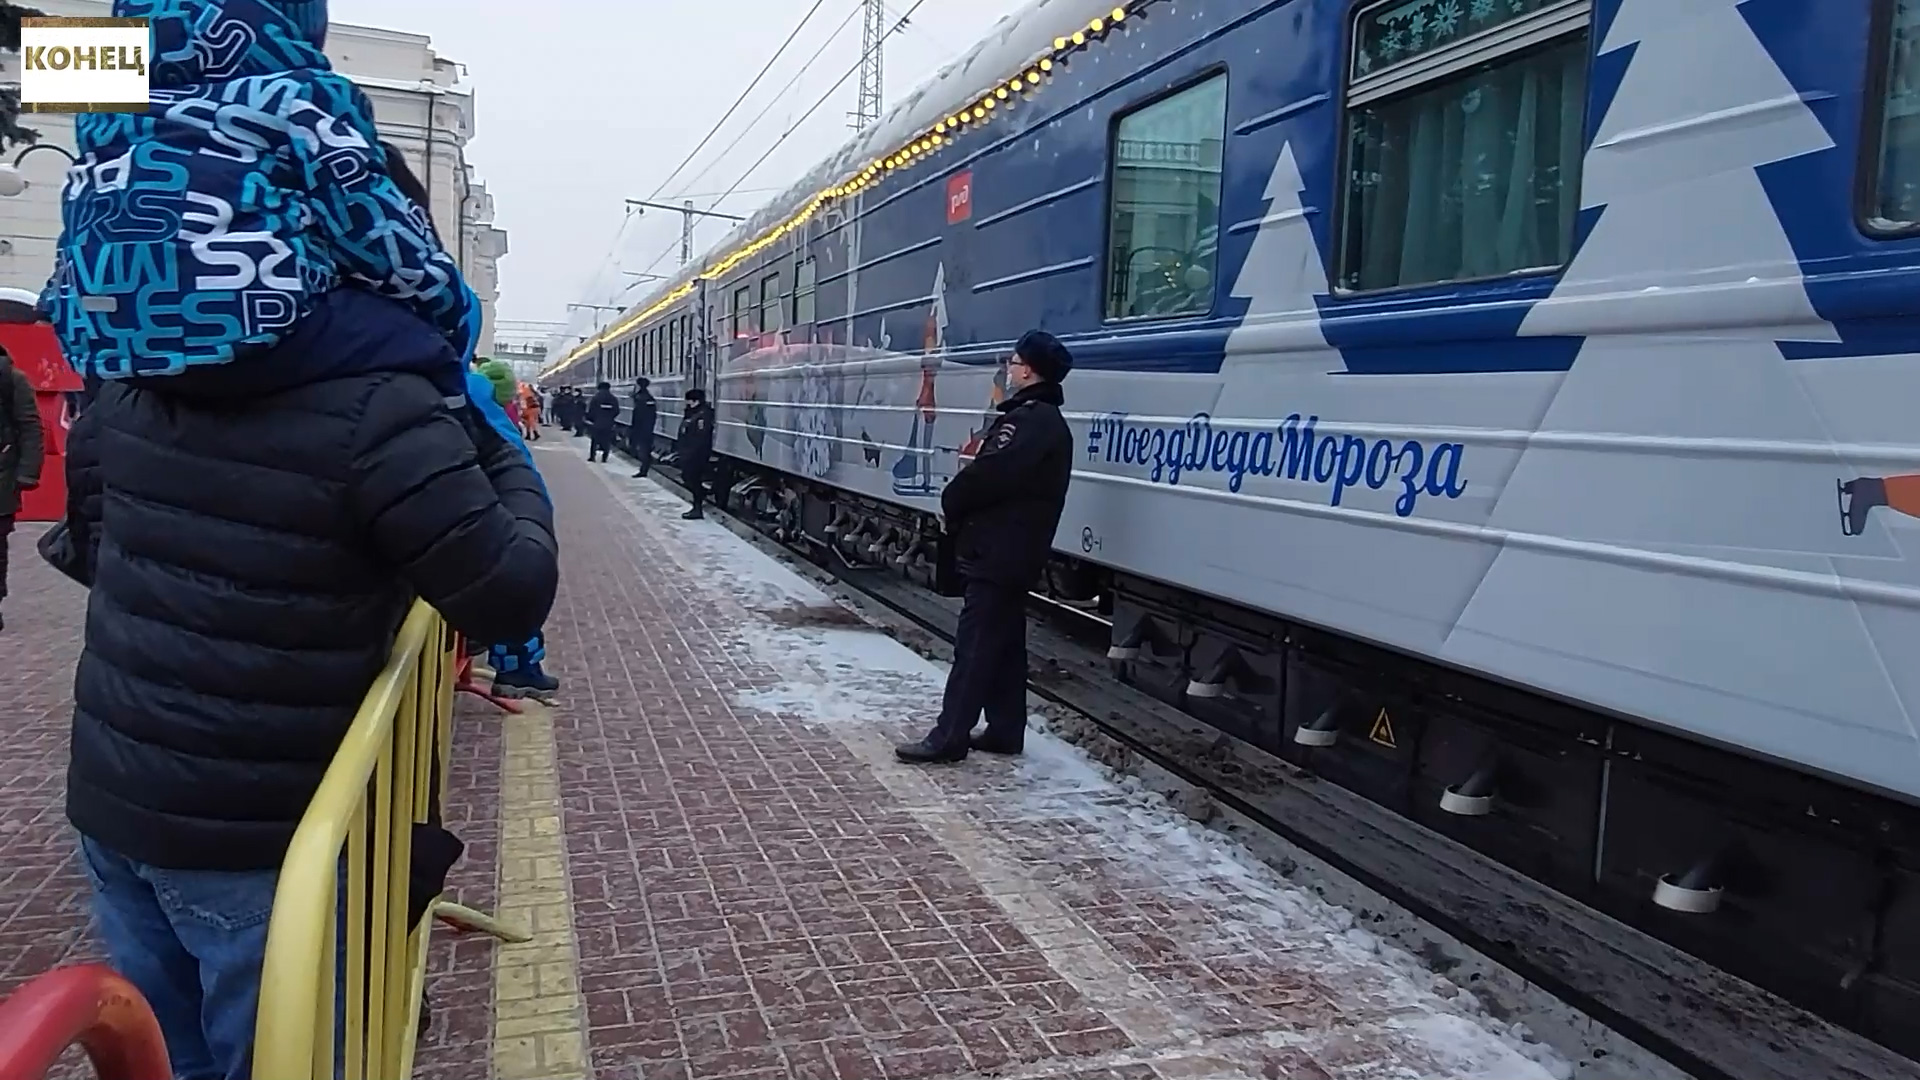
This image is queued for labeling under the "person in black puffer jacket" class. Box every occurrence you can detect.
[62,289,558,1080]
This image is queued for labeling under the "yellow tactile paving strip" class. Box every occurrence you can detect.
[490,702,589,1080]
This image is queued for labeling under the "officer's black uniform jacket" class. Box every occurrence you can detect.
[940,380,1072,589]
[586,389,619,437]
[630,387,657,444]
[678,403,715,468]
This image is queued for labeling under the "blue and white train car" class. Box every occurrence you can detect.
[552,0,1920,1056]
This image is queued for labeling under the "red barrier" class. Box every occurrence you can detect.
[0,965,170,1080]
[0,288,81,523]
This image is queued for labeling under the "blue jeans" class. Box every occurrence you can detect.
[78,835,278,1080]
[80,837,353,1080]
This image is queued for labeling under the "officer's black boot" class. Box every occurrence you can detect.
[969,728,1024,756]
[896,733,967,764]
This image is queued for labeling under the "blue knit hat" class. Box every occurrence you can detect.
[1016,329,1072,383]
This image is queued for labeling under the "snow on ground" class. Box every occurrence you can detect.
[579,451,1587,1079]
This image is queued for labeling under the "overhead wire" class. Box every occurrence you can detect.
[664,3,864,203]
[623,2,871,282]
[642,0,833,204]
[568,0,833,321]
[882,1,926,36]
[670,186,787,200]
[617,0,933,304]
[554,209,641,350]
[695,0,932,223]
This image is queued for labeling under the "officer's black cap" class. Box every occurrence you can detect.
[1016,330,1072,383]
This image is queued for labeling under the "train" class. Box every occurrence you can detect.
[545,0,1920,1060]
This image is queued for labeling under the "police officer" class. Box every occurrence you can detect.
[677,387,716,520]
[897,330,1073,764]
[628,377,658,478]
[585,381,619,462]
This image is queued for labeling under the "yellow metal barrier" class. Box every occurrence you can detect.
[253,602,527,1080]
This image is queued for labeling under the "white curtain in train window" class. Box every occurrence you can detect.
[1341,24,1587,291]
[1872,0,1920,227]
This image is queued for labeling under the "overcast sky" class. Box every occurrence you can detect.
[324,0,1036,338]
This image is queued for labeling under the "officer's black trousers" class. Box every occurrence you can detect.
[684,462,708,512]
[931,577,1028,750]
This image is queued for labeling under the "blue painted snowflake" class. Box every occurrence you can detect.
[1434,0,1461,36]
[1382,28,1404,57]
[1471,0,1495,19]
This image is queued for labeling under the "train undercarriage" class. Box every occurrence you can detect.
[639,429,1920,1077]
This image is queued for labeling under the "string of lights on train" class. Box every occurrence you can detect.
[546,1,1155,378]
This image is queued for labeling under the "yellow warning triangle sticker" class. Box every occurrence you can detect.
[1369,708,1397,749]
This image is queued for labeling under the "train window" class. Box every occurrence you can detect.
[1105,73,1228,321]
[793,257,817,325]
[1866,0,1920,231]
[760,272,783,334]
[681,314,693,368]
[1336,0,1590,292]
[732,285,753,338]
[670,320,682,371]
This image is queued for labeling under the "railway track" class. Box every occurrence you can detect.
[610,442,1920,1080]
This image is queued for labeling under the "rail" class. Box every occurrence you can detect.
[0,966,170,1080]
[253,604,526,1080]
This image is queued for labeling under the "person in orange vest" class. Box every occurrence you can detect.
[518,383,543,441]
[0,342,45,632]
